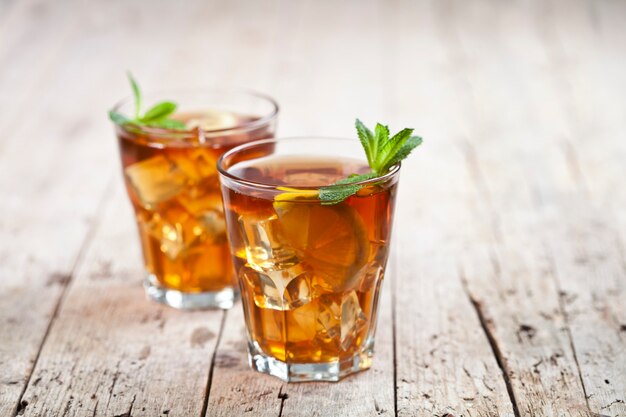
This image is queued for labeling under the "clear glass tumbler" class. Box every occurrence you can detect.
[111,90,278,309]
[218,137,399,381]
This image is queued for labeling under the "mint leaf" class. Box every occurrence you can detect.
[148,118,187,129]
[334,172,378,185]
[382,135,422,172]
[319,172,378,204]
[110,74,187,130]
[355,119,374,167]
[109,110,131,125]
[127,72,141,119]
[319,183,362,205]
[372,123,389,168]
[318,120,423,205]
[375,127,413,171]
[141,102,177,122]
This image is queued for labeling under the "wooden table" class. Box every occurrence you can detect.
[1,0,625,415]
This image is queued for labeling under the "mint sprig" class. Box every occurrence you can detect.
[319,119,423,204]
[108,73,186,130]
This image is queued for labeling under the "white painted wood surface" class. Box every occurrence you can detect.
[0,0,624,415]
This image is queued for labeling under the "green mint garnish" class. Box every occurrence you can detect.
[108,73,186,130]
[319,119,423,205]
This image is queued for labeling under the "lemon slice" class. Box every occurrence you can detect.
[185,110,239,131]
[273,192,370,292]
[274,186,319,202]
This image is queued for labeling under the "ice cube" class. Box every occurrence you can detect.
[198,210,227,243]
[125,156,189,208]
[139,213,185,259]
[238,213,298,270]
[317,294,341,342]
[241,263,313,311]
[177,188,223,216]
[138,205,213,260]
[316,291,367,350]
[241,265,281,309]
[174,182,227,244]
[169,149,217,182]
[340,291,367,350]
[289,301,319,342]
[282,266,313,309]
[160,222,184,259]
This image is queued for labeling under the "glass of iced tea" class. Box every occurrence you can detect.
[217,137,399,381]
[111,90,278,309]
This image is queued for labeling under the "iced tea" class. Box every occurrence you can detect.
[218,138,399,381]
[112,92,278,309]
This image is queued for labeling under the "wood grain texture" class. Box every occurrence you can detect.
[538,2,626,413]
[18,190,224,417]
[545,202,626,416]
[0,0,75,135]
[0,0,224,414]
[0,0,625,415]
[460,141,592,417]
[205,305,284,417]
[467,137,626,417]
[444,1,594,414]
[394,147,515,417]
[389,1,516,414]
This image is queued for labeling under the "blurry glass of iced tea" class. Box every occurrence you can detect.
[110,90,278,309]
[218,137,399,381]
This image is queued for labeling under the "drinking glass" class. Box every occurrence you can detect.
[111,90,278,309]
[218,137,399,381]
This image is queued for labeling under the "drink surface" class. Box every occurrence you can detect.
[222,155,397,363]
[117,110,272,293]
[228,155,370,186]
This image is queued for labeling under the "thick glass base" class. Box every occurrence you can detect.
[144,274,238,310]
[247,340,374,382]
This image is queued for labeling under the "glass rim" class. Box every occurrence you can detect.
[110,87,279,138]
[217,136,401,191]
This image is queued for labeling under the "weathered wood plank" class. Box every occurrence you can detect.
[205,305,284,417]
[269,0,388,137]
[466,139,625,417]
[460,143,591,417]
[437,0,618,414]
[1,0,624,415]
[0,0,80,138]
[394,146,515,417]
[537,1,626,413]
[388,0,516,414]
[545,202,626,417]
[8,0,289,414]
[442,0,594,413]
[533,0,626,414]
[0,1,224,414]
[18,189,224,417]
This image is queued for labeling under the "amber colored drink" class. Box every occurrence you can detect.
[218,138,399,381]
[113,95,277,310]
